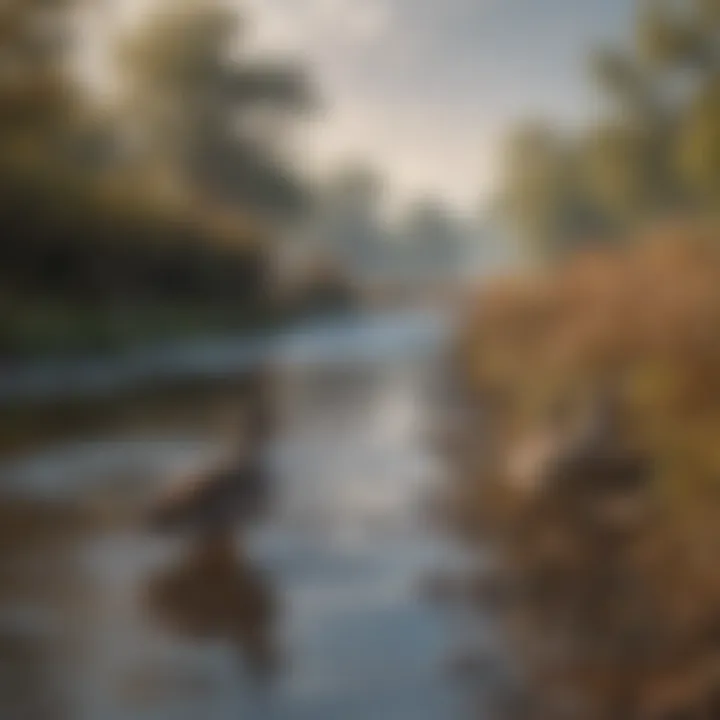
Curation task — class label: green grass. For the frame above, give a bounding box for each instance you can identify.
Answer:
[0,299,285,360]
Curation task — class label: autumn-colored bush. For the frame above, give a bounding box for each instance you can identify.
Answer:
[457,221,720,719]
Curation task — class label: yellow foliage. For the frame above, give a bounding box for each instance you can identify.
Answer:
[460,221,720,716]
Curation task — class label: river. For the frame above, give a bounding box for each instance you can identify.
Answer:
[0,313,492,720]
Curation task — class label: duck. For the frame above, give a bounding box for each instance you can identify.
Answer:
[547,388,650,500]
[147,447,271,536]
[147,369,277,538]
[508,387,649,498]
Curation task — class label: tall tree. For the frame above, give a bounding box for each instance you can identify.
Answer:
[498,124,605,263]
[117,0,314,217]
[498,0,720,263]
[0,0,79,163]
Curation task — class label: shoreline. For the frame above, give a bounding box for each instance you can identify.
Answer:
[0,310,445,407]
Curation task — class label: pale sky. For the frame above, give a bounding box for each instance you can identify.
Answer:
[90,0,636,212]
[244,0,636,211]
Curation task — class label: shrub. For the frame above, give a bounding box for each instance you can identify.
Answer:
[457,221,720,718]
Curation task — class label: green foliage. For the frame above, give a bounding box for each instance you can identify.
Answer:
[678,78,720,200]
[498,124,609,263]
[117,0,314,216]
[0,0,314,358]
[638,4,701,67]
[499,0,720,262]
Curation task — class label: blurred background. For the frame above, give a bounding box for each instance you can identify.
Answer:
[0,0,718,718]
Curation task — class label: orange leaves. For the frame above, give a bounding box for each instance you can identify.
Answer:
[470,223,720,404]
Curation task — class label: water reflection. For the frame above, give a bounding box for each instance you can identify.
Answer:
[0,499,87,720]
[0,316,463,719]
[144,367,280,685]
[146,539,280,683]
[0,627,69,720]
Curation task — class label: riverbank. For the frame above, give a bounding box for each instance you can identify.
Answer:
[0,312,448,412]
[454,225,720,718]
[0,301,283,360]
[1,306,427,407]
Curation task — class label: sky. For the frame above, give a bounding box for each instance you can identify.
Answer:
[93,0,636,212]
[243,0,636,211]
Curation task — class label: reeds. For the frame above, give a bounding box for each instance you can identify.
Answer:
[456,221,720,719]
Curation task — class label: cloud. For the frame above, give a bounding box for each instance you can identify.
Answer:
[109,0,634,209]
[242,0,504,208]
[301,94,498,211]
[344,1,393,44]
[246,0,392,54]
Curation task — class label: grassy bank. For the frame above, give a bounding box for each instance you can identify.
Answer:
[0,300,286,360]
[455,223,720,718]
[0,280,358,361]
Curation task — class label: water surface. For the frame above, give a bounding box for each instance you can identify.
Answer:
[0,314,478,720]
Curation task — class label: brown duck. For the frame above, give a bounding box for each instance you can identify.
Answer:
[148,374,276,537]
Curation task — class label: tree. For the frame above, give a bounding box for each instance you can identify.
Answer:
[398,198,467,277]
[0,0,80,163]
[498,0,720,263]
[498,124,606,263]
[313,166,390,275]
[117,0,314,218]
[0,0,304,356]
